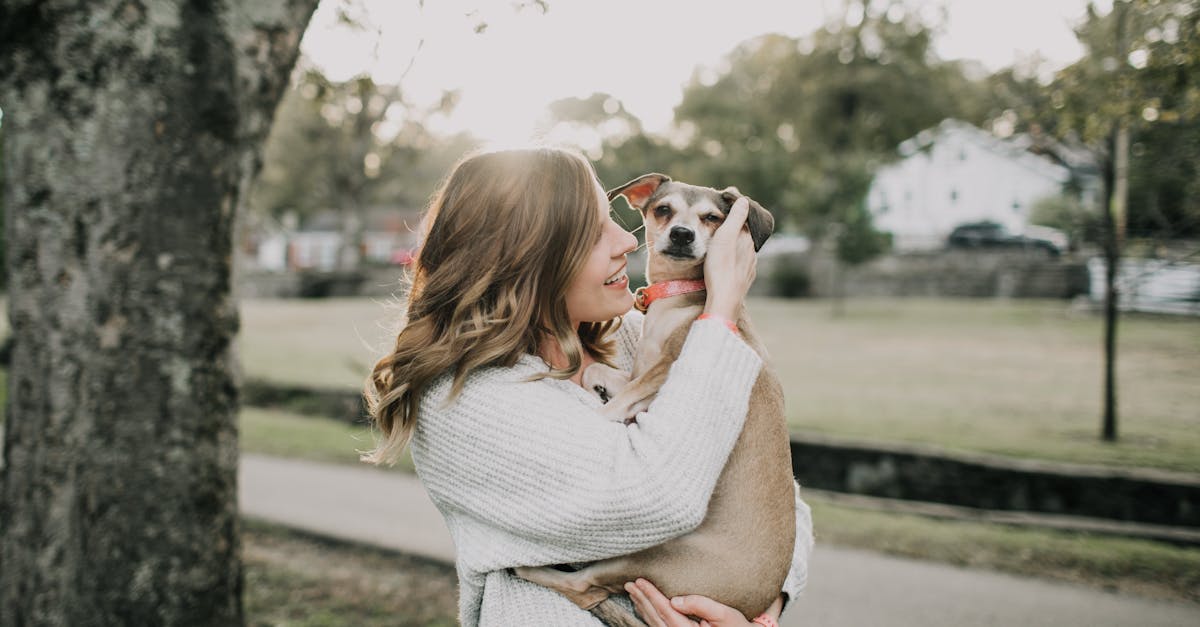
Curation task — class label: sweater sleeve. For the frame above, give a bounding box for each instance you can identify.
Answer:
[412,318,761,568]
[781,481,815,605]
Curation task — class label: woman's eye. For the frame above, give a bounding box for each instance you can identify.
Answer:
[653,206,671,218]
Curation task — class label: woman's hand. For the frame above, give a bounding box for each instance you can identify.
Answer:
[625,578,779,627]
[703,197,758,321]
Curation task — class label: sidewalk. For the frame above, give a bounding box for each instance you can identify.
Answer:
[240,453,1200,627]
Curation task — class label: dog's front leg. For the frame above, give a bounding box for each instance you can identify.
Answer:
[515,561,649,627]
[513,566,616,611]
[597,358,669,424]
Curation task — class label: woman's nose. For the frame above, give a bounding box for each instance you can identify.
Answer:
[619,229,637,255]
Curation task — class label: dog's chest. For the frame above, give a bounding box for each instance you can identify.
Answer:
[634,304,703,378]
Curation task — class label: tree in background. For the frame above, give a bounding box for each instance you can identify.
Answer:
[540,91,687,195]
[1030,194,1104,247]
[1046,0,1200,441]
[670,0,984,306]
[981,1,1200,243]
[249,68,465,270]
[0,1,317,623]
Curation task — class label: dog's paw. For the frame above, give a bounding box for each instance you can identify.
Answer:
[592,385,611,404]
[582,363,630,402]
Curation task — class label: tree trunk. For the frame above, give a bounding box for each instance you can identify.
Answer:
[1101,130,1123,443]
[1101,1,1131,443]
[0,1,318,624]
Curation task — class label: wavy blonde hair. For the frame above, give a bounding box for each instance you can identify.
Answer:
[362,147,621,465]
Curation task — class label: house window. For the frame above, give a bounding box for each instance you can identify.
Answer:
[950,189,958,204]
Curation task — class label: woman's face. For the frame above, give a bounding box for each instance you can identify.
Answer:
[564,180,639,324]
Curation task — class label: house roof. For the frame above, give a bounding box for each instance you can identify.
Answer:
[895,119,1078,183]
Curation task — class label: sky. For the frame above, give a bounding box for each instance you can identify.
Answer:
[300,0,1112,146]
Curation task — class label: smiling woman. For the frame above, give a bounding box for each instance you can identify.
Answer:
[357,146,811,626]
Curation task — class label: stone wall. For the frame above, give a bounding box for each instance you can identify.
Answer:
[791,433,1200,527]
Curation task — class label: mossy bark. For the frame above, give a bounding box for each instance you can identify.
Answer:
[0,1,318,624]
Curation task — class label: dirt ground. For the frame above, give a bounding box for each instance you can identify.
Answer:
[243,521,459,626]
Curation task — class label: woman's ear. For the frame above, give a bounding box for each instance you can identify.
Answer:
[607,173,670,209]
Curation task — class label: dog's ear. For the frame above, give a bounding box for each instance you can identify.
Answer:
[607,173,670,209]
[721,188,775,251]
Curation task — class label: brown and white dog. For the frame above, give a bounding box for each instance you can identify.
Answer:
[516,174,795,626]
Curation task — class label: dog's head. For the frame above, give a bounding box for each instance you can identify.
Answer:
[608,173,774,279]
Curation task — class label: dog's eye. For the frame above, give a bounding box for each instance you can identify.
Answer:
[704,214,723,223]
[653,205,671,218]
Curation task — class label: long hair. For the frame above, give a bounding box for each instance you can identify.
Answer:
[362,147,621,465]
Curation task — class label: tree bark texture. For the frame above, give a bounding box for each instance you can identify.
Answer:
[0,1,318,625]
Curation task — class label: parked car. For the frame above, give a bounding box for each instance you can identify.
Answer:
[947,221,1062,256]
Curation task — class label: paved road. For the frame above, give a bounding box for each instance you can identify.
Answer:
[240,454,1200,627]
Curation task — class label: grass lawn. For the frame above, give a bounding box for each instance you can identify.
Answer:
[241,407,415,472]
[239,409,1200,605]
[238,296,1200,473]
[750,298,1200,472]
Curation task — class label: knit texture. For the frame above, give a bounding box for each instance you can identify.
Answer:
[411,311,814,626]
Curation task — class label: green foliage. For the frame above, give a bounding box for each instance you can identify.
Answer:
[1008,0,1200,238]
[250,68,476,219]
[836,201,890,266]
[671,7,984,232]
[542,2,987,257]
[771,262,811,298]
[1030,194,1104,244]
[1126,117,1200,237]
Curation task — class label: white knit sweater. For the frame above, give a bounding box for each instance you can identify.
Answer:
[411,311,815,626]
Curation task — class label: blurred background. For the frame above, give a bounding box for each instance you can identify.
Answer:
[227,1,1200,623]
[2,0,1198,625]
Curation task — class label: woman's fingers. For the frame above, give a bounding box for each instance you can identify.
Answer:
[715,197,750,241]
[627,579,697,627]
[625,579,755,626]
[669,594,736,621]
[703,196,759,320]
[627,581,669,627]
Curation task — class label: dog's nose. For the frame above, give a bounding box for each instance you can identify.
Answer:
[669,226,695,246]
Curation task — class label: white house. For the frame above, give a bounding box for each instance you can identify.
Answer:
[866,119,1091,251]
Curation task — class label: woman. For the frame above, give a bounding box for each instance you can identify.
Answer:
[364,147,813,626]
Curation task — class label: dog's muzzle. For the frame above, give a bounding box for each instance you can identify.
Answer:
[669,226,695,246]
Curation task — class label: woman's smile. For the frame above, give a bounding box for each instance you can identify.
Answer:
[603,266,628,288]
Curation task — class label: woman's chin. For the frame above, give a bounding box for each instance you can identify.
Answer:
[584,294,634,322]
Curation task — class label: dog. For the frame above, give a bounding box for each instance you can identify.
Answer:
[515,174,795,626]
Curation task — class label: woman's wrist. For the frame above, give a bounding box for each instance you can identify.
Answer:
[702,294,740,321]
[697,313,740,336]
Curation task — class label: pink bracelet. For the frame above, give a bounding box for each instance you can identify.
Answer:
[752,613,779,627]
[697,313,740,336]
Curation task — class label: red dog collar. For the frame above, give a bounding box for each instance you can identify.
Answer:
[633,279,707,312]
